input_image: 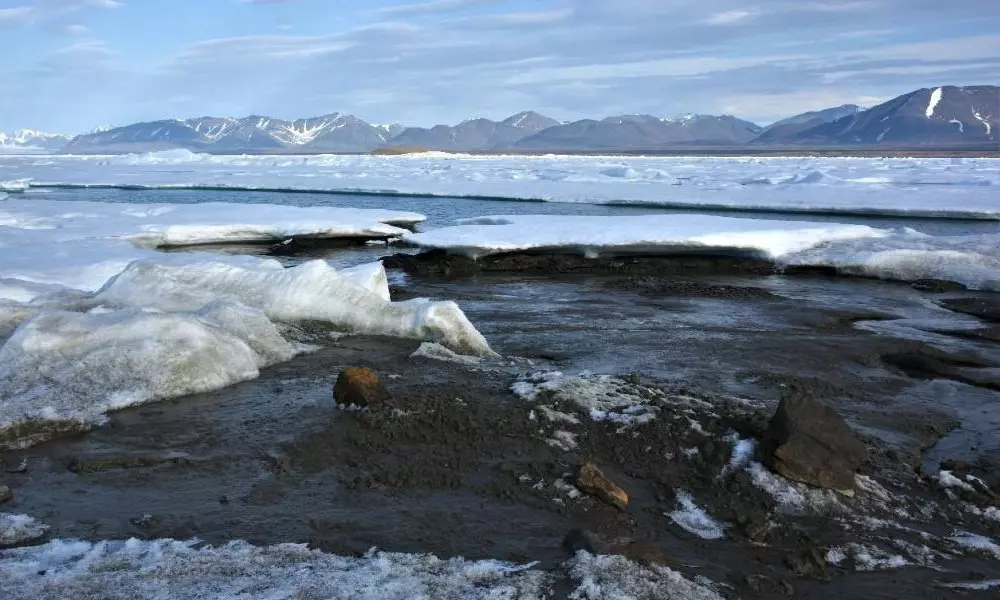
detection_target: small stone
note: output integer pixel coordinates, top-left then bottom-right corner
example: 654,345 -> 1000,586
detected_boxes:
0,485 -> 12,503
334,367 -> 390,408
576,460 -> 629,511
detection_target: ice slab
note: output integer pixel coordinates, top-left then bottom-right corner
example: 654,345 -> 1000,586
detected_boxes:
405,214 -> 886,259
0,197 -> 422,301
0,259 -> 493,446
2,152 -> 997,220
406,214 -> 1000,291
0,302 -> 299,442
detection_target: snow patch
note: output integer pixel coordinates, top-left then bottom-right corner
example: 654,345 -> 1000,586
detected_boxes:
926,87 -> 943,118
0,539 -> 550,599
950,531 -> 1000,559
567,552 -> 723,600
0,513 -> 49,546
410,342 -> 483,365
668,491 -> 726,540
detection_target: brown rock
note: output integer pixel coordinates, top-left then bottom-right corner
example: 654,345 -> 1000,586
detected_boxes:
0,485 -> 11,503
762,392 -> 867,494
576,460 -> 628,511
334,367 -> 389,408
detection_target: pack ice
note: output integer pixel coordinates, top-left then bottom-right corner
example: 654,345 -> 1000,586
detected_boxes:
2,151 -> 997,219
0,197 -> 492,448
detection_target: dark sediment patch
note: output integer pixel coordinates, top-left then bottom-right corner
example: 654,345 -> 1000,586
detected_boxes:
881,345 -> 1000,391
939,297 -> 1000,322
382,250 -> 776,278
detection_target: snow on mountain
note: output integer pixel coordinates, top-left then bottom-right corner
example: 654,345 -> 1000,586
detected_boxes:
0,129 -> 72,152
64,113 -> 395,153
783,85 -> 998,145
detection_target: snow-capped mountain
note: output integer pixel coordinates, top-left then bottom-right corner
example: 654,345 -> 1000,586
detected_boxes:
0,129 -> 72,152
781,86 -> 997,145
65,113 -> 400,153
513,113 -> 762,150
47,86 -> 1000,153
385,111 -> 559,151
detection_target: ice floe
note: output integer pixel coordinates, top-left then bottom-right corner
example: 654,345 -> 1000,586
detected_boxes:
0,198 -> 422,301
2,153 -> 997,220
405,214 -> 885,260
406,214 -> 1000,291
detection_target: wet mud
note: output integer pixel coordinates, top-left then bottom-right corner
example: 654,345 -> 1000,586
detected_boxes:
2,266 -> 1000,598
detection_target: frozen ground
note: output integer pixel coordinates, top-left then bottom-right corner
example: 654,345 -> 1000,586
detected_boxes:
1,151 -> 998,219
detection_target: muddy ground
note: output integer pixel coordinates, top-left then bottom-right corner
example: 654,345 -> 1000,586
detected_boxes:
2,263 -> 1000,598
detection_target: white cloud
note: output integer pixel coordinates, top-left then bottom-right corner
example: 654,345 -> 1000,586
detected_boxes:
379,0 -> 500,17
706,10 -> 754,25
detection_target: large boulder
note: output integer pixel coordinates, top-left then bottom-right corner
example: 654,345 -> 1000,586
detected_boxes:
334,367 -> 389,408
762,393 -> 867,495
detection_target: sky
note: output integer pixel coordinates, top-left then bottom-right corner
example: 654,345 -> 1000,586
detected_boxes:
0,0 -> 997,133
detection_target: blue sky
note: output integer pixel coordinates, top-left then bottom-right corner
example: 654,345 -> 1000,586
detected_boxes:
1,0 -> 997,133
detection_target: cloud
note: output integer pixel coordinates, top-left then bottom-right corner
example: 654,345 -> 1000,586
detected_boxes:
4,0 -> 1000,132
379,0 -> 500,17
705,10 -> 754,25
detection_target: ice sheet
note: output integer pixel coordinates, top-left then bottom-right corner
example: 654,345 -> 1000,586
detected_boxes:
2,152 -> 996,219
405,214 -> 886,260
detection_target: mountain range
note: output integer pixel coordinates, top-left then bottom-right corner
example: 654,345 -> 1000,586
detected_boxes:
4,85 -> 996,154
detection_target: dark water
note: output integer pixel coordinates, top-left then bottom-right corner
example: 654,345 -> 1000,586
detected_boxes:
26,186 -> 1000,237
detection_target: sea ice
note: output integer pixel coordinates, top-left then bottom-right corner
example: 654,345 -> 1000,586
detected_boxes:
0,197 -> 422,301
2,152 -> 996,220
